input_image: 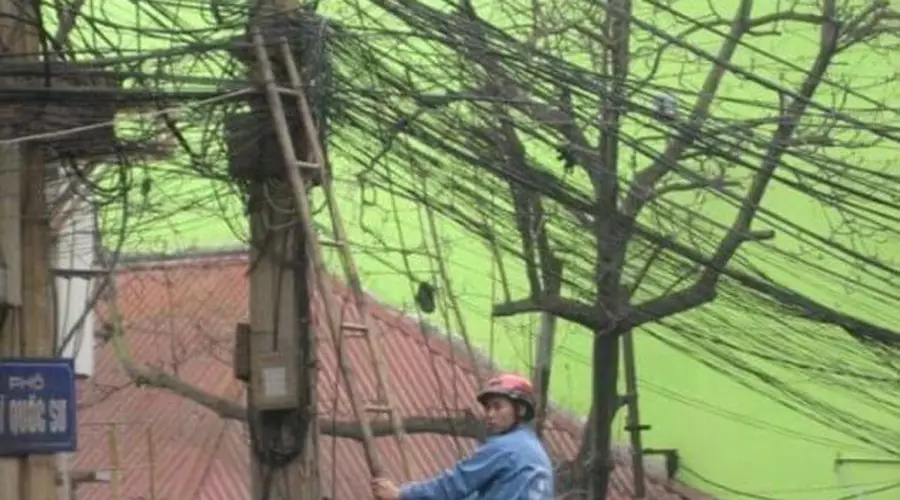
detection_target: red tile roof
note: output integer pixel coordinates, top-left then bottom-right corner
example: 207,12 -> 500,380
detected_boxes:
73,252 -> 711,500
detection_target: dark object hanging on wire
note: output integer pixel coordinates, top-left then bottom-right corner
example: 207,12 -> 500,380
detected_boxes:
416,282 -> 437,314
557,143 -> 576,173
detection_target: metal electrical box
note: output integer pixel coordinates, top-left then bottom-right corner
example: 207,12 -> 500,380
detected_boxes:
250,351 -> 300,411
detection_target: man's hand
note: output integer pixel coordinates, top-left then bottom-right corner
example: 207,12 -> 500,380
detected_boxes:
372,477 -> 401,499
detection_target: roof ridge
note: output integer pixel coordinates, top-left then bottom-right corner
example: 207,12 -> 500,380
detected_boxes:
113,246 -> 248,271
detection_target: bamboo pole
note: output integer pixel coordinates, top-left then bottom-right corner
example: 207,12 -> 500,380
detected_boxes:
146,424 -> 156,500
107,424 -> 120,500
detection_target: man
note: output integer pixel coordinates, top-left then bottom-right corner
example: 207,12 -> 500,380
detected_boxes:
372,373 -> 554,499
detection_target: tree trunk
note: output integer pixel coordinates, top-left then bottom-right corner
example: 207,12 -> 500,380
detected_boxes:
580,331 -> 620,499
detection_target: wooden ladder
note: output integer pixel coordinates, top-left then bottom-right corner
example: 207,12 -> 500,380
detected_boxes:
250,28 -> 411,480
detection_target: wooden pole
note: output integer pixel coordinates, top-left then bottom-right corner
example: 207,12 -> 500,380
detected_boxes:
147,424 -> 157,500
240,7 -> 320,498
108,424 -> 120,500
621,327 -> 647,498
531,260 -> 562,438
57,454 -> 73,500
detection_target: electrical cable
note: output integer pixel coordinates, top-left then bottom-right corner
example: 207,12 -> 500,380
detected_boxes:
23,0 -> 900,495
680,463 -> 784,500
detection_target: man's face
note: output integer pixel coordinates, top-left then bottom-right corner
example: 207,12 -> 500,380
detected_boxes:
483,395 -> 520,434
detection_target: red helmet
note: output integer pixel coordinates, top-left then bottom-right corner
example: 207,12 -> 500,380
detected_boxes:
476,373 -> 536,420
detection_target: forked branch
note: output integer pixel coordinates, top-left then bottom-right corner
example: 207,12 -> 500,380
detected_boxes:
621,0 -> 753,220
627,0 -> 840,328
458,1 -> 568,308
493,294 -> 606,331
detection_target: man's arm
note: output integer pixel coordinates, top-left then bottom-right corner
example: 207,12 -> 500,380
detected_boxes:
398,442 -> 513,500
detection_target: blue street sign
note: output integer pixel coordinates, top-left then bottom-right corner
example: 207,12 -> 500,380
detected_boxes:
0,357 -> 77,456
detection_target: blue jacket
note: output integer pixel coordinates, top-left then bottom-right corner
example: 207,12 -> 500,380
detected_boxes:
398,425 -> 554,500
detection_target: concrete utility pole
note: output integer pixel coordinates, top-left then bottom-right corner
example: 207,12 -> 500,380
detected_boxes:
240,185 -> 318,500
228,2 -> 323,499
0,0 -> 59,497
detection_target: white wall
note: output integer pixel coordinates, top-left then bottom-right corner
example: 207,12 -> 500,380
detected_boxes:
50,176 -> 97,379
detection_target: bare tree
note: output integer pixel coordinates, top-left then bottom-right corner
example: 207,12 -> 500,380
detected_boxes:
336,0 -> 900,496
12,0 -> 900,498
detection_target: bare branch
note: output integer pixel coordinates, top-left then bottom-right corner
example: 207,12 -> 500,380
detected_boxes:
324,414 -> 485,441
614,223 -> 899,345
116,358 -> 488,440
669,9 -> 827,42
630,244 -> 665,296
49,1 -> 900,495
837,0 -> 892,49
622,0 -> 753,219
121,361 -> 248,420
513,90 -> 599,172
632,260 -> 900,347
696,0 -> 839,290
648,177 -> 740,201
492,294 -> 607,331
459,3 -> 567,304
103,261 -> 491,447
618,0 -> 841,332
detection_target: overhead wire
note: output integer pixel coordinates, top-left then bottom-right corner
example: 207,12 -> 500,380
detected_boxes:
15,0 -> 900,495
